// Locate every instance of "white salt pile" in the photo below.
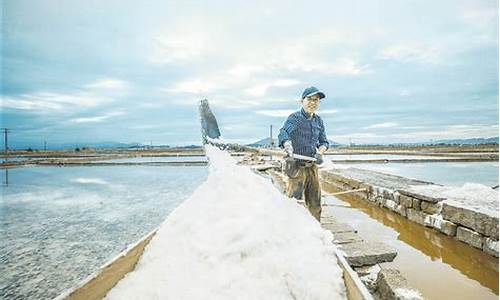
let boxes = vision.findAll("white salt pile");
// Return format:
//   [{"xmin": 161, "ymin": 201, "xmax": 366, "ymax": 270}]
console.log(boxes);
[
  {"xmin": 409, "ymin": 183, "xmax": 499, "ymax": 214},
  {"xmin": 106, "ymin": 146, "xmax": 346, "ymax": 299}
]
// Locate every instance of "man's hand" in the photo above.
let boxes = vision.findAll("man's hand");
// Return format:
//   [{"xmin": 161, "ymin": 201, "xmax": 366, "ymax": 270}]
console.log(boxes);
[
  {"xmin": 283, "ymin": 141, "xmax": 294, "ymax": 157},
  {"xmin": 314, "ymin": 153, "xmax": 324, "ymax": 165},
  {"xmin": 318, "ymin": 145, "xmax": 327, "ymax": 155},
  {"xmin": 315, "ymin": 146, "xmax": 327, "ymax": 164}
]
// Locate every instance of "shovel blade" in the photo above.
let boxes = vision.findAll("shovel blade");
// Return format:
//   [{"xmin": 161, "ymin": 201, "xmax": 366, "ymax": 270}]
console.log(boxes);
[{"xmin": 198, "ymin": 99, "xmax": 221, "ymax": 144}]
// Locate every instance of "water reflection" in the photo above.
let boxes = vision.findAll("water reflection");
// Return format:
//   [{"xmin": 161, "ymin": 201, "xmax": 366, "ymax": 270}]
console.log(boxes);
[{"xmin": 4, "ymin": 169, "xmax": 8, "ymax": 186}]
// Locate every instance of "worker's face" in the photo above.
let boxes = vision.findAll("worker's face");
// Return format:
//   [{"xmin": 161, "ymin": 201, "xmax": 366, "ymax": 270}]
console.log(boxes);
[{"xmin": 302, "ymin": 94, "xmax": 320, "ymax": 114}]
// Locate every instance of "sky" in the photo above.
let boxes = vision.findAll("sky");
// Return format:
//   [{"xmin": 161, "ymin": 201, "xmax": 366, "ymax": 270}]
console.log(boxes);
[{"xmin": 1, "ymin": 0, "xmax": 499, "ymax": 147}]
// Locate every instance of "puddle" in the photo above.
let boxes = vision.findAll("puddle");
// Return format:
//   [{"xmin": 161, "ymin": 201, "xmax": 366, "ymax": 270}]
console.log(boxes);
[{"xmin": 322, "ymin": 183, "xmax": 499, "ymax": 300}]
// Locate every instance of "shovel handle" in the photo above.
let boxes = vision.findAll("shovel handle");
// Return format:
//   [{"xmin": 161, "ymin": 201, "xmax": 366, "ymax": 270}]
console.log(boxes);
[{"xmin": 249, "ymin": 147, "xmax": 317, "ymax": 162}]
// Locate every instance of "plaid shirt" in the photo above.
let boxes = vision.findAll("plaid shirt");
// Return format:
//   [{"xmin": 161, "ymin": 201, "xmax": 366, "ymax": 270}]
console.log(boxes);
[{"xmin": 278, "ymin": 108, "xmax": 329, "ymax": 157}]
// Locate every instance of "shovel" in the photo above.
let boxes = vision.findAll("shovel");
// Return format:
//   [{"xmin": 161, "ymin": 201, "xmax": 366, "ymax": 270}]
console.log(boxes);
[{"xmin": 198, "ymin": 99, "xmax": 317, "ymax": 163}]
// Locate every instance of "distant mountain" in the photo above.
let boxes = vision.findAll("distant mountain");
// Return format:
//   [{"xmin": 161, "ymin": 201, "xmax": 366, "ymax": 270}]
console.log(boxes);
[
  {"xmin": 247, "ymin": 137, "xmax": 277, "ymax": 147},
  {"xmin": 431, "ymin": 137, "xmax": 498, "ymax": 145},
  {"xmin": 328, "ymin": 139, "xmax": 342, "ymax": 147},
  {"xmin": 248, "ymin": 137, "xmax": 342, "ymax": 147}
]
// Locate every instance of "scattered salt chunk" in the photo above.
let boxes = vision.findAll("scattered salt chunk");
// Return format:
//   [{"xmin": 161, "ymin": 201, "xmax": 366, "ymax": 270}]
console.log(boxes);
[{"xmin": 394, "ymin": 287, "xmax": 424, "ymax": 300}]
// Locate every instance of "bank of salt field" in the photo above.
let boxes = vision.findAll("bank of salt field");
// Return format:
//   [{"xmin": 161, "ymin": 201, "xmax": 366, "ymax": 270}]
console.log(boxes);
[{"xmin": 0, "ymin": 150, "xmax": 498, "ymax": 300}]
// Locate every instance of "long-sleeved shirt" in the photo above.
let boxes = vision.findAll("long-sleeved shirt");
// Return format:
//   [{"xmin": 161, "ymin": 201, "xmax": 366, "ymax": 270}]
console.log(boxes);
[{"xmin": 278, "ymin": 108, "xmax": 329, "ymax": 157}]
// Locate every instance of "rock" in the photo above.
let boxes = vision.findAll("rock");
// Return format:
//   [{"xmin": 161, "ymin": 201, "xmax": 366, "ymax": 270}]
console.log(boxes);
[
  {"xmin": 406, "ymin": 209, "xmax": 426, "ymax": 226},
  {"xmin": 320, "ymin": 215, "xmax": 336, "ymax": 223},
  {"xmin": 423, "ymin": 214, "xmax": 441, "ymax": 229},
  {"xmin": 394, "ymin": 205, "xmax": 407, "ymax": 217},
  {"xmin": 398, "ymin": 189, "xmax": 445, "ymax": 203},
  {"xmin": 420, "ymin": 202, "xmax": 442, "ymax": 215},
  {"xmin": 375, "ymin": 269, "xmax": 424, "ymax": 300},
  {"xmin": 393, "ymin": 192, "xmax": 401, "ymax": 204},
  {"xmin": 383, "ymin": 189, "xmax": 393, "ymax": 200},
  {"xmin": 347, "ymin": 178, "xmax": 362, "ymax": 189},
  {"xmin": 332, "ymin": 232, "xmax": 363, "ymax": 244},
  {"xmin": 412, "ymin": 198, "xmax": 421, "ymax": 210},
  {"xmin": 442, "ymin": 202, "xmax": 498, "ymax": 240},
  {"xmin": 321, "ymin": 221, "xmax": 357, "ymax": 234},
  {"xmin": 456, "ymin": 226, "xmax": 483, "ymax": 249},
  {"xmin": 359, "ymin": 183, "xmax": 373, "ymax": 194},
  {"xmin": 399, "ymin": 195, "xmax": 413, "ymax": 208},
  {"xmin": 384, "ymin": 199, "xmax": 397, "ymax": 211},
  {"xmin": 483, "ymin": 238, "xmax": 499, "ymax": 257},
  {"xmin": 357, "ymin": 264, "xmax": 381, "ymax": 292},
  {"xmin": 340, "ymin": 241, "xmax": 397, "ymax": 267},
  {"xmin": 439, "ymin": 220, "xmax": 458, "ymax": 236},
  {"xmin": 355, "ymin": 264, "xmax": 381, "ymax": 276}
]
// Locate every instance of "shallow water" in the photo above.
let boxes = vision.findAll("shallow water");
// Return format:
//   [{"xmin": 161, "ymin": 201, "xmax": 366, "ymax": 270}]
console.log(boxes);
[
  {"xmin": 325, "ymin": 154, "xmax": 455, "ymax": 161},
  {"xmin": 104, "ymin": 156, "xmax": 207, "ymax": 163},
  {"xmin": 322, "ymin": 184, "xmax": 499, "ymax": 300},
  {"xmin": 0, "ymin": 166, "xmax": 208, "ymax": 300},
  {"xmin": 342, "ymin": 162, "xmax": 499, "ymax": 187}
]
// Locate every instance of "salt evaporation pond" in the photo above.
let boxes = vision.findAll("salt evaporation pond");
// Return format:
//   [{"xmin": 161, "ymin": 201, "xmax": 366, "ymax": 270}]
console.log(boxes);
[
  {"xmin": 341, "ymin": 162, "xmax": 499, "ymax": 187},
  {"xmin": 325, "ymin": 154, "xmax": 454, "ymax": 161},
  {"xmin": 0, "ymin": 166, "xmax": 207, "ymax": 300},
  {"xmin": 103, "ymin": 155, "xmax": 207, "ymax": 163}
]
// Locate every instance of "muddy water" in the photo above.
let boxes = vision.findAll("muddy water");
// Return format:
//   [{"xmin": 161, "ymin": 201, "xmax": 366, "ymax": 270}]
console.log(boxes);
[{"xmin": 321, "ymin": 182, "xmax": 499, "ymax": 300}]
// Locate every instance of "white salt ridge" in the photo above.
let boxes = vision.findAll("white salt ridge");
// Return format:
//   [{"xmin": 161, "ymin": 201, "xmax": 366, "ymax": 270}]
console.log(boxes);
[
  {"xmin": 409, "ymin": 183, "xmax": 499, "ymax": 216},
  {"xmin": 106, "ymin": 145, "xmax": 346, "ymax": 300}
]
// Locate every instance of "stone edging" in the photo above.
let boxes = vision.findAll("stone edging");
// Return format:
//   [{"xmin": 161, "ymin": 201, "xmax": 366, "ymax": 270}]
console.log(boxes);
[{"xmin": 320, "ymin": 169, "xmax": 499, "ymax": 258}]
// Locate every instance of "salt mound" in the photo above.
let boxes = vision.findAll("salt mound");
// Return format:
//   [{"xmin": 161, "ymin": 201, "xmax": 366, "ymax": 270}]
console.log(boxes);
[
  {"xmin": 409, "ymin": 182, "xmax": 498, "ymax": 214},
  {"xmin": 106, "ymin": 146, "xmax": 346, "ymax": 299}
]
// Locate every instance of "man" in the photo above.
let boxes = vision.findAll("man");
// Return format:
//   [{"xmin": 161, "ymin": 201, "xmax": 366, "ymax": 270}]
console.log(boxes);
[{"xmin": 278, "ymin": 86, "xmax": 329, "ymax": 221}]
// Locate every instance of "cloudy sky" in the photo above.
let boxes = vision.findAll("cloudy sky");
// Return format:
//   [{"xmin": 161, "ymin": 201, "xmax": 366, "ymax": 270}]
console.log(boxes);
[{"xmin": 2, "ymin": 0, "xmax": 498, "ymax": 147}]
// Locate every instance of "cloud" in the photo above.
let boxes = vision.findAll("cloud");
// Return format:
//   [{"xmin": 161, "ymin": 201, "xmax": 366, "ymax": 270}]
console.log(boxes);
[
  {"xmin": 2, "ymin": 78, "xmax": 128, "ymax": 112},
  {"xmin": 331, "ymin": 132, "xmax": 381, "ymax": 143},
  {"xmin": 277, "ymin": 51, "xmax": 372, "ymax": 75},
  {"xmin": 255, "ymin": 109, "xmax": 296, "ymax": 117},
  {"xmin": 245, "ymin": 79, "xmax": 301, "ymax": 97},
  {"xmin": 378, "ymin": 44, "xmax": 440, "ymax": 64},
  {"xmin": 386, "ymin": 124, "xmax": 499, "ymax": 141},
  {"xmin": 68, "ymin": 111, "xmax": 125, "ymax": 124},
  {"xmin": 364, "ymin": 122, "xmax": 399, "ymax": 129},
  {"xmin": 164, "ymin": 79, "xmax": 218, "ymax": 94},
  {"xmin": 2, "ymin": 92, "xmax": 112, "ymax": 111},
  {"xmin": 227, "ymin": 64, "xmax": 267, "ymax": 77},
  {"xmin": 400, "ymin": 89, "xmax": 410, "ymax": 97},
  {"xmin": 461, "ymin": 6, "xmax": 498, "ymax": 31},
  {"xmin": 150, "ymin": 27, "xmax": 213, "ymax": 64},
  {"xmin": 320, "ymin": 109, "xmax": 338, "ymax": 114},
  {"xmin": 85, "ymin": 79, "xmax": 129, "ymax": 91},
  {"xmin": 332, "ymin": 124, "xmax": 498, "ymax": 144}
]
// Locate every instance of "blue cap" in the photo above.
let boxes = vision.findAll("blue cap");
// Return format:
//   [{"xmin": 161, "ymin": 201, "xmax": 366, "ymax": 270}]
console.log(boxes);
[{"xmin": 301, "ymin": 86, "xmax": 326, "ymax": 100}]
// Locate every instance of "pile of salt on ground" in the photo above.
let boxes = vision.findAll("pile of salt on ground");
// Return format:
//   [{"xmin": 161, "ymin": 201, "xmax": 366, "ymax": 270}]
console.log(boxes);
[
  {"xmin": 408, "ymin": 183, "xmax": 499, "ymax": 214},
  {"xmin": 106, "ymin": 146, "xmax": 346, "ymax": 299}
]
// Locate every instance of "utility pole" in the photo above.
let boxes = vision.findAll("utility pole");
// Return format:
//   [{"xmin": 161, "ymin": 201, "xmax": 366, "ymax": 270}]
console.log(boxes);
[
  {"xmin": 1, "ymin": 128, "xmax": 10, "ymax": 152},
  {"xmin": 44, "ymin": 140, "xmax": 47, "ymax": 151},
  {"xmin": 269, "ymin": 125, "xmax": 273, "ymax": 148},
  {"xmin": 269, "ymin": 125, "xmax": 273, "ymax": 161}
]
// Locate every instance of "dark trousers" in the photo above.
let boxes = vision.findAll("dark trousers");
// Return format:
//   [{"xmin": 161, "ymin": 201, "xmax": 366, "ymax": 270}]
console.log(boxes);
[{"xmin": 286, "ymin": 163, "xmax": 321, "ymax": 221}]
